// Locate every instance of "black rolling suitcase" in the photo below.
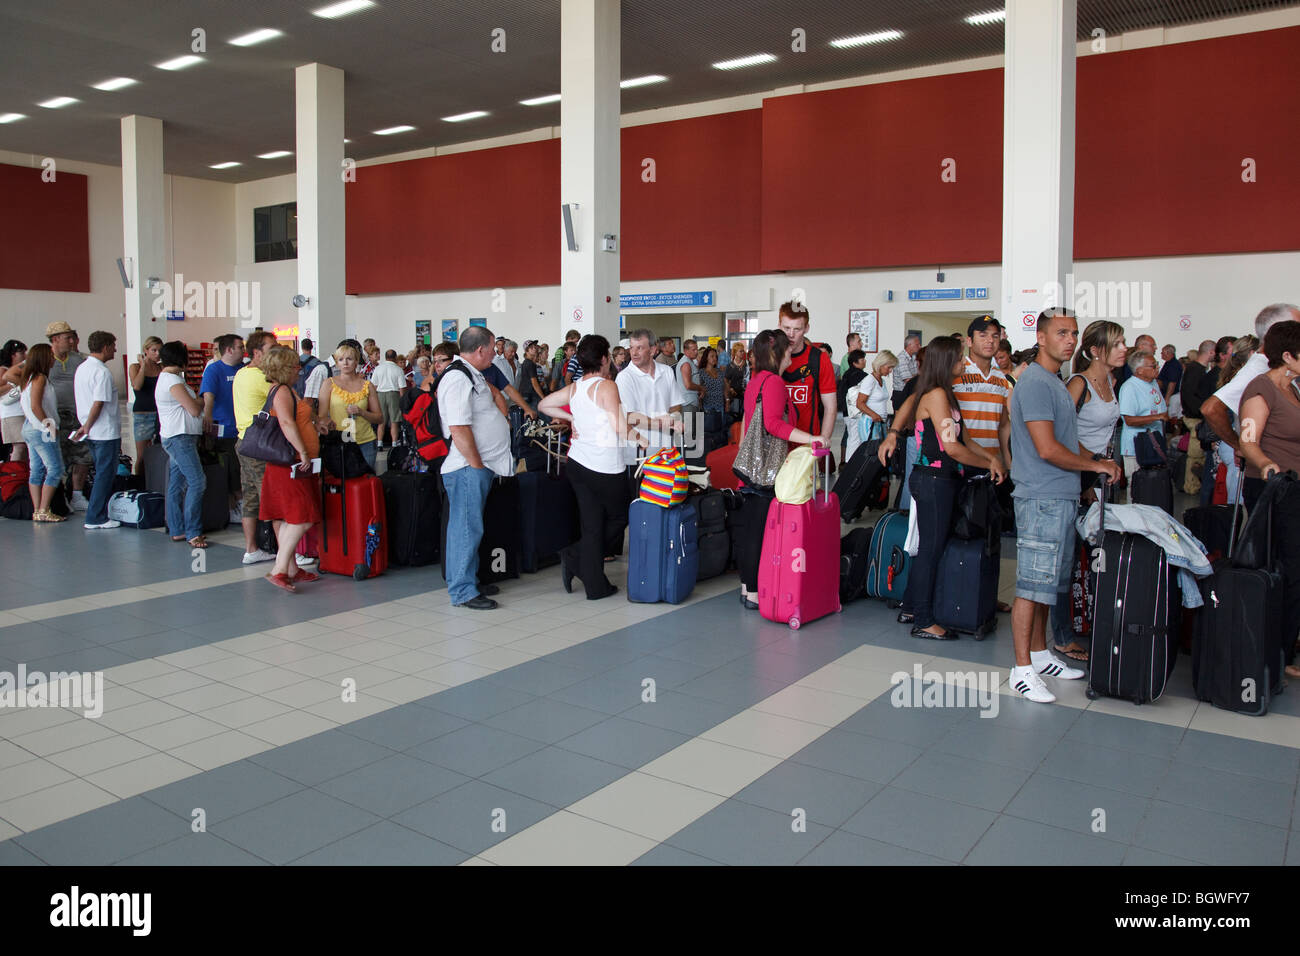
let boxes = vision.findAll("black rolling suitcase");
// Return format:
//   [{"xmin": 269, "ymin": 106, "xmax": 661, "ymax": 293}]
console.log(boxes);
[
  {"xmin": 1180, "ymin": 503, "xmax": 1242, "ymax": 562},
  {"xmin": 932, "ymin": 536, "xmax": 999, "ymax": 638},
  {"xmin": 1129, "ymin": 464, "xmax": 1173, "ymax": 514},
  {"xmin": 1085, "ymin": 480, "xmax": 1179, "ymax": 704},
  {"xmin": 517, "ymin": 433, "xmax": 580, "ymax": 573},
  {"xmin": 839, "ymin": 526, "xmax": 874, "ymax": 604},
  {"xmin": 440, "ymin": 473, "xmax": 520, "ymax": 585},
  {"xmin": 382, "ymin": 470, "xmax": 441, "ymax": 566},
  {"xmin": 199, "ymin": 460, "xmax": 229, "ymax": 532},
  {"xmin": 832, "ymin": 441, "xmax": 890, "ymax": 522},
  {"xmin": 693, "ymin": 489, "xmax": 730, "ymax": 581},
  {"xmin": 1192, "ymin": 471, "xmax": 1290, "ymax": 716},
  {"xmin": 142, "ymin": 444, "xmax": 169, "ymax": 495}
]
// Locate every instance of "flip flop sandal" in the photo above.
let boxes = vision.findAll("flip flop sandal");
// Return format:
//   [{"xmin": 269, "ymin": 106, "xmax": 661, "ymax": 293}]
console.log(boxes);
[
  {"xmin": 997, "ymin": 601, "xmax": 1012, "ymax": 613},
  {"xmin": 289, "ymin": 570, "xmax": 320, "ymax": 583},
  {"xmin": 265, "ymin": 572, "xmax": 297, "ymax": 593},
  {"xmin": 1053, "ymin": 643, "xmax": 1089, "ymax": 662},
  {"xmin": 171, "ymin": 535, "xmax": 187, "ymax": 542},
  {"xmin": 188, "ymin": 537, "xmax": 208, "ymax": 549}
]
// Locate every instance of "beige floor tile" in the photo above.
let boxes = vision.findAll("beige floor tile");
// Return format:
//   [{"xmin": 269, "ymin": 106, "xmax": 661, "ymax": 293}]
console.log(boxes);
[
  {"xmin": 201, "ymin": 695, "xmax": 294, "ymax": 730},
  {"xmin": 540, "ymin": 623, "xmax": 611, "ymax": 644},
  {"xmin": 419, "ymin": 660, "xmax": 497, "ymax": 688},
  {"xmin": 0, "ymin": 705, "xmax": 80, "ymax": 736},
  {"xmin": 95, "ymin": 699, "xmax": 191, "ymax": 734},
  {"xmin": 337, "ymin": 618, "xmax": 410, "ymax": 639},
  {"xmin": 187, "ymin": 655, "xmax": 268, "ymax": 682},
  {"xmin": 506, "ymin": 633, "xmax": 582, "ymax": 656},
  {"xmin": 329, "ymin": 639, "xmax": 411, "ymax": 663},
  {"xmin": 216, "ymin": 631, "xmax": 284, "ymax": 655},
  {"xmin": 422, "ymin": 637, "xmax": 497, "ymax": 660},
  {"xmin": 167, "ymin": 730, "xmax": 273, "ymax": 771},
  {"xmin": 701, "ymin": 709, "xmax": 829, "ymax": 759},
  {"xmin": 104, "ymin": 657, "xmax": 183, "ymax": 687},
  {"xmin": 796, "ymin": 662, "xmax": 898, "ymax": 701},
  {"xmin": 162, "ymin": 682, "xmax": 252, "ymax": 714},
  {"xmin": 156, "ymin": 644, "xmax": 236, "ymax": 670},
  {"xmin": 752, "ymin": 684, "xmax": 872, "ymax": 728},
  {"xmin": 0, "ymin": 739, "xmax": 37, "ymax": 771},
  {"xmin": 462, "ymin": 646, "xmax": 536, "ymax": 670},
  {"xmin": 12, "ymin": 717, "xmax": 117, "ymax": 757},
  {"xmin": 282, "ymin": 652, "xmax": 369, "ymax": 679},
  {"xmin": 0, "ymin": 778, "xmax": 117, "ymax": 832},
  {"xmin": 1188, "ymin": 704, "xmax": 1300, "ymax": 749},
  {"xmin": 246, "ymin": 642, "xmax": 321, "ymax": 665},
  {"xmin": 301, "ymin": 694, "xmax": 396, "ymax": 724},
  {"xmin": 313, "ymin": 611, "xmax": 373, "ymax": 630},
  {"xmin": 365, "ymin": 676, "xmax": 448, "ymax": 705},
  {"xmin": 458, "ymin": 856, "xmax": 497, "ymax": 866},
  {"xmin": 462, "ymin": 625, "xmax": 541, "ymax": 647},
  {"xmin": 87, "ymin": 752, "xmax": 202, "ymax": 799},
  {"xmin": 223, "ymin": 667, "xmax": 310, "ymax": 695},
  {"xmin": 568, "ymin": 772, "xmax": 726, "ymax": 843},
  {"xmin": 480, "ymin": 810, "xmax": 657, "ymax": 866},
  {"xmin": 97, "ymin": 683, "xmax": 151, "ymax": 712},
  {"xmin": 0, "ymin": 816, "xmax": 19, "ymax": 840},
  {"xmin": 420, "ymin": 616, "xmax": 490, "ymax": 638},
  {"xmin": 317, "ymin": 661, "xmax": 405, "ymax": 688},
  {"xmin": 264, "ymin": 621, "xmax": 329, "ymax": 642},
  {"xmin": 640, "ymin": 738, "xmax": 783, "ymax": 797},
  {"xmin": 0, "ymin": 757, "xmax": 75, "ymax": 801},
  {"xmin": 265, "ymin": 679, "xmax": 341, "ymax": 709},
  {"xmin": 1087, "ymin": 691, "xmax": 1197, "ymax": 728},
  {"xmin": 126, "ymin": 714, "xmax": 229, "ymax": 750},
  {"xmin": 368, "ymin": 648, "xmax": 452, "ymax": 674},
  {"xmin": 46, "ymin": 734, "xmax": 157, "ymax": 776},
  {"xmin": 240, "ymin": 710, "xmax": 338, "ymax": 747},
  {"xmin": 129, "ymin": 670, "xmax": 212, "ymax": 699},
  {"xmin": 294, "ymin": 630, "xmax": 368, "ymax": 653}
]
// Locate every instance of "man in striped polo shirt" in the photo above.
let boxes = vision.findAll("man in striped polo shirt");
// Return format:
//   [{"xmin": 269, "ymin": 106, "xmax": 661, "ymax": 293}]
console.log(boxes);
[{"xmin": 953, "ymin": 315, "xmax": 1012, "ymax": 469}]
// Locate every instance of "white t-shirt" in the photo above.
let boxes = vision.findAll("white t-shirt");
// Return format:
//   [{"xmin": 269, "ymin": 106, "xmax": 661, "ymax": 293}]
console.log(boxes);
[
  {"xmin": 437, "ymin": 359, "xmax": 512, "ymax": 477},
  {"xmin": 21, "ymin": 377, "xmax": 59, "ymax": 430},
  {"xmin": 1212, "ymin": 351, "xmax": 1269, "ymax": 416},
  {"xmin": 370, "ymin": 360, "xmax": 406, "ymax": 393},
  {"xmin": 677, "ymin": 356, "xmax": 700, "ymax": 407},
  {"xmin": 156, "ymin": 371, "xmax": 202, "ymax": 439},
  {"xmin": 73, "ymin": 355, "xmax": 120, "ymax": 440},
  {"xmin": 304, "ymin": 362, "xmax": 329, "ymax": 402},
  {"xmin": 616, "ymin": 361, "xmax": 683, "ymax": 465}
]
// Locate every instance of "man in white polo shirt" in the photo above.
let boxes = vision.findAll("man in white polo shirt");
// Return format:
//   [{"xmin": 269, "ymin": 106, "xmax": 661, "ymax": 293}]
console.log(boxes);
[
  {"xmin": 439, "ymin": 325, "xmax": 513, "ymax": 611},
  {"xmin": 1201, "ymin": 302, "xmax": 1300, "ymax": 510},
  {"xmin": 616, "ymin": 327, "xmax": 684, "ymax": 498},
  {"xmin": 370, "ymin": 349, "xmax": 407, "ymax": 451},
  {"xmin": 71, "ymin": 330, "xmax": 122, "ymax": 529}
]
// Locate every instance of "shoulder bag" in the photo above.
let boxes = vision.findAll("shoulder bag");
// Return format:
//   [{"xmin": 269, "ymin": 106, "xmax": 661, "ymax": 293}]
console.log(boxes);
[{"xmin": 238, "ymin": 385, "xmax": 299, "ymax": 466}]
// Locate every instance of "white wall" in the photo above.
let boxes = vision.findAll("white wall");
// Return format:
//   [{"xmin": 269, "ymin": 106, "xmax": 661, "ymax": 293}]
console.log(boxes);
[{"xmin": 234, "ymin": 173, "xmax": 298, "ymax": 339}]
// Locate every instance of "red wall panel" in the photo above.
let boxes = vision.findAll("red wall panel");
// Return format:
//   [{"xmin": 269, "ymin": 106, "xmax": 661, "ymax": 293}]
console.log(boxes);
[
  {"xmin": 0, "ymin": 162, "xmax": 90, "ymax": 293},
  {"xmin": 760, "ymin": 71, "xmax": 1004, "ymax": 272},
  {"xmin": 1074, "ymin": 25, "xmax": 1300, "ymax": 259},
  {"xmin": 345, "ymin": 138, "xmax": 560, "ymax": 294},
  {"xmin": 620, "ymin": 110, "xmax": 762, "ymax": 280}
]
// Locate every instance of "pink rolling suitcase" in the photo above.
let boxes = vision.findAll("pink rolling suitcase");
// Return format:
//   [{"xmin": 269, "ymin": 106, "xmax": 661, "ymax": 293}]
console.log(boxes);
[{"xmin": 757, "ymin": 446, "xmax": 842, "ymax": 629}]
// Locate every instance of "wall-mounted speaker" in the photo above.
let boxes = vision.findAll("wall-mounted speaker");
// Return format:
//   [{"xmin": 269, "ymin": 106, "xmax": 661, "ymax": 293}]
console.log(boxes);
[{"xmin": 561, "ymin": 203, "xmax": 578, "ymax": 252}]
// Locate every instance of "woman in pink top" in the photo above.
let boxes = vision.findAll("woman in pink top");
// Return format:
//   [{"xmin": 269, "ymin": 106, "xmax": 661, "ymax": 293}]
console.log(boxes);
[{"xmin": 735, "ymin": 329, "xmax": 818, "ymax": 609}]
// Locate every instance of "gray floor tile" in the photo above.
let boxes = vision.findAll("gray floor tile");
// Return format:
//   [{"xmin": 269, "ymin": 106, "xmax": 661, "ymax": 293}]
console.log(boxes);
[
  {"xmin": 392, "ymin": 780, "xmax": 556, "ymax": 854},
  {"xmin": 797, "ymin": 830, "xmax": 954, "ymax": 866},
  {"xmin": 482, "ymin": 697, "xmax": 608, "ymax": 744},
  {"xmin": 542, "ymin": 641, "xmax": 643, "ymax": 674},
  {"xmin": 1122, "ymin": 846, "xmax": 1204, "ymax": 866},
  {"xmin": 1157, "ymin": 761, "xmax": 1295, "ymax": 828},
  {"xmin": 1134, "ymin": 800, "xmax": 1286, "ymax": 866},
  {"xmin": 655, "ymin": 635, "xmax": 762, "ymax": 669},
  {"xmin": 1065, "ymin": 710, "xmax": 1186, "ymax": 758},
  {"xmin": 548, "ymin": 673, "xmax": 645, "ymax": 716},
  {"xmin": 1037, "ymin": 738, "xmax": 1171, "ymax": 797},
  {"xmin": 555, "ymin": 717, "xmax": 690, "ymax": 770},
  {"xmin": 247, "ymin": 731, "xmax": 394, "ymax": 787},
  {"xmin": 790, "ymin": 729, "xmax": 922, "ymax": 785},
  {"xmin": 337, "ymin": 704, "xmax": 470, "ymax": 751},
  {"xmin": 1004, "ymin": 772, "xmax": 1151, "ymax": 844},
  {"xmin": 666, "ymin": 799, "xmax": 833, "ymax": 866},
  {"xmin": 1287, "ymin": 838, "xmax": 1300, "ymax": 866},
  {"xmin": 964, "ymin": 815, "xmax": 1128, "ymax": 865},
  {"xmin": 837, "ymin": 702, "xmax": 962, "ymax": 749},
  {"xmin": 14, "ymin": 797, "xmax": 188, "ymax": 865},
  {"xmin": 26, "ymin": 646, "xmax": 140, "ymax": 672},
  {"xmin": 1172, "ymin": 730, "xmax": 1300, "ymax": 786},
  {"xmin": 110, "ymin": 631, "xmax": 210, "ymax": 661},
  {"xmin": 0, "ymin": 840, "xmax": 48, "ymax": 865},
  {"xmin": 931, "ymin": 720, "xmax": 1066, "ymax": 771},
  {"xmin": 597, "ymin": 655, "xmax": 717, "ymax": 692},
  {"xmin": 143, "ymin": 759, "xmax": 305, "ymax": 825},
  {"xmin": 483, "ymin": 658, "xmax": 591, "ymax": 696},
  {"xmin": 418, "ymin": 682, "xmax": 539, "ymax": 722},
  {"xmin": 720, "ymin": 649, "xmax": 838, "ymax": 685},
  {"xmin": 407, "ymin": 723, "xmax": 546, "ymax": 778},
  {"xmin": 674, "ymin": 670, "xmax": 789, "ymax": 709},
  {"xmin": 841, "ymin": 786, "xmax": 997, "ymax": 862},
  {"xmin": 211, "ymin": 789, "xmax": 382, "ymax": 865},
  {"xmin": 620, "ymin": 692, "xmax": 739, "ymax": 736},
  {"xmin": 631, "ymin": 844, "xmax": 723, "ymax": 866},
  {"xmin": 289, "ymin": 821, "xmax": 469, "ymax": 865},
  {"xmin": 734, "ymin": 761, "xmax": 882, "ymax": 828},
  {"xmin": 316, "ymin": 753, "xmax": 470, "ymax": 817},
  {"xmin": 116, "ymin": 832, "xmax": 269, "ymax": 865},
  {"xmin": 949, "ymin": 692, "xmax": 1085, "ymax": 736},
  {"xmin": 484, "ymin": 747, "xmax": 626, "ymax": 807},
  {"xmin": 49, "ymin": 609, "xmax": 173, "ymax": 642},
  {"xmin": 891, "ymin": 750, "xmax": 1030, "ymax": 812}
]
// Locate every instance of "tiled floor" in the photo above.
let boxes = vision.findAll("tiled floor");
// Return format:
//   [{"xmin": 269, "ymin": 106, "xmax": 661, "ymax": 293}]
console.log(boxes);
[{"xmin": 0, "ymin": 459, "xmax": 1297, "ymax": 866}]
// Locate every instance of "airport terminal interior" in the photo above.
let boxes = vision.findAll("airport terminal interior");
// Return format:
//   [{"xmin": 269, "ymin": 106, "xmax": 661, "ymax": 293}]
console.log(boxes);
[{"xmin": 0, "ymin": 0, "xmax": 1299, "ymax": 868}]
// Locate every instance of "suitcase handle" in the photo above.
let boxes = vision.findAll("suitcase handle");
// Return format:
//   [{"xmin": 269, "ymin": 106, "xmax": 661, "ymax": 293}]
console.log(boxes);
[
  {"xmin": 1226, "ymin": 458, "xmax": 1248, "ymax": 561},
  {"xmin": 811, "ymin": 440, "xmax": 830, "ymax": 505}
]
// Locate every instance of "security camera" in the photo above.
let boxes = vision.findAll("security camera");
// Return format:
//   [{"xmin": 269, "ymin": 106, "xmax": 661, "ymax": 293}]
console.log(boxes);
[{"xmin": 291, "ymin": 294, "xmax": 310, "ymax": 308}]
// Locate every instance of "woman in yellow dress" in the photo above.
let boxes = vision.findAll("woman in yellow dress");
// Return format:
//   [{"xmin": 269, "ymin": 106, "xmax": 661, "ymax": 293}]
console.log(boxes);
[{"xmin": 317, "ymin": 342, "xmax": 383, "ymax": 468}]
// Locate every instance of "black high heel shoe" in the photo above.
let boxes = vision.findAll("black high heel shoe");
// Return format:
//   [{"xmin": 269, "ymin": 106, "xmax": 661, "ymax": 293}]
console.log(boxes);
[{"xmin": 562, "ymin": 563, "xmax": 575, "ymax": 594}]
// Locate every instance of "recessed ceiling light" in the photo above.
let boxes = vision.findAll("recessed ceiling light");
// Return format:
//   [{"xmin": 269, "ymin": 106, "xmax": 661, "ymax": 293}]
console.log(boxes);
[
  {"xmin": 442, "ymin": 111, "xmax": 488, "ymax": 122},
  {"xmin": 229, "ymin": 28, "xmax": 283, "ymax": 46},
  {"xmin": 712, "ymin": 53, "xmax": 777, "ymax": 70},
  {"xmin": 830, "ymin": 30, "xmax": 904, "ymax": 48},
  {"xmin": 520, "ymin": 93, "xmax": 561, "ymax": 106},
  {"xmin": 0, "ymin": 113, "xmax": 26, "ymax": 124},
  {"xmin": 209, "ymin": 162, "xmax": 241, "ymax": 169},
  {"xmin": 312, "ymin": 0, "xmax": 375, "ymax": 18},
  {"xmin": 372, "ymin": 125, "xmax": 415, "ymax": 135},
  {"xmin": 965, "ymin": 10, "xmax": 1006, "ymax": 25},
  {"xmin": 156, "ymin": 55, "xmax": 204, "ymax": 70},
  {"xmin": 257, "ymin": 150, "xmax": 292, "ymax": 159},
  {"xmin": 92, "ymin": 77, "xmax": 137, "ymax": 91},
  {"xmin": 38, "ymin": 96, "xmax": 79, "ymax": 109},
  {"xmin": 620, "ymin": 75, "xmax": 667, "ymax": 88}
]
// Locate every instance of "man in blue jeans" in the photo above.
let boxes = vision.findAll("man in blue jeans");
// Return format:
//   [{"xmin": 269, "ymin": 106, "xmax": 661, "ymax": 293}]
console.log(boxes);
[
  {"xmin": 71, "ymin": 330, "xmax": 123, "ymax": 530},
  {"xmin": 438, "ymin": 325, "xmax": 513, "ymax": 610},
  {"xmin": 1008, "ymin": 310, "xmax": 1121, "ymax": 704}
]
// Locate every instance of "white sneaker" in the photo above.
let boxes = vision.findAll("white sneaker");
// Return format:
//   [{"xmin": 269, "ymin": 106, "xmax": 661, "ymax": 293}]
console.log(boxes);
[
  {"xmin": 1035, "ymin": 655, "xmax": 1086, "ymax": 680},
  {"xmin": 1010, "ymin": 666, "xmax": 1056, "ymax": 703},
  {"xmin": 69, "ymin": 493, "xmax": 89, "ymax": 512},
  {"xmin": 242, "ymin": 549, "xmax": 275, "ymax": 565},
  {"xmin": 295, "ymin": 553, "xmax": 316, "ymax": 568},
  {"xmin": 84, "ymin": 520, "xmax": 121, "ymax": 530}
]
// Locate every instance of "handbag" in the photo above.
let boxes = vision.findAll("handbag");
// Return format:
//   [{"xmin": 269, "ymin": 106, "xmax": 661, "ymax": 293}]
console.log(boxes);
[
  {"xmin": 1134, "ymin": 429, "xmax": 1168, "ymax": 468},
  {"xmin": 321, "ymin": 430, "xmax": 374, "ymax": 478},
  {"xmin": 1231, "ymin": 470, "xmax": 1296, "ymax": 570},
  {"xmin": 238, "ymin": 386, "xmax": 299, "ymax": 466},
  {"xmin": 639, "ymin": 446, "xmax": 689, "ymax": 507},
  {"xmin": 732, "ymin": 380, "xmax": 787, "ymax": 492},
  {"xmin": 951, "ymin": 473, "xmax": 1001, "ymax": 548}
]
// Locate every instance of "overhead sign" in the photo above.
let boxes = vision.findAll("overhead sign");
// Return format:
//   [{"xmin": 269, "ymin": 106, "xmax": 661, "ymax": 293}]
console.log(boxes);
[
  {"xmin": 965, "ymin": 287, "xmax": 989, "ymax": 300},
  {"xmin": 908, "ymin": 289, "xmax": 963, "ymax": 301},
  {"xmin": 166, "ymin": 310, "xmax": 185, "ymax": 321},
  {"xmin": 620, "ymin": 291, "xmax": 714, "ymax": 309}
]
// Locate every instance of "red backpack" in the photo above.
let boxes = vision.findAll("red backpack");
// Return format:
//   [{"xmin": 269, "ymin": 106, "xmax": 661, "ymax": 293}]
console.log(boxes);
[{"xmin": 0, "ymin": 461, "xmax": 29, "ymax": 502}]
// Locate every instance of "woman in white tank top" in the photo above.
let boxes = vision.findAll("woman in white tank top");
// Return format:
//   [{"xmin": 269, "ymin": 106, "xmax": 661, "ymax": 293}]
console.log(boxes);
[{"xmin": 540, "ymin": 334, "xmax": 648, "ymax": 600}]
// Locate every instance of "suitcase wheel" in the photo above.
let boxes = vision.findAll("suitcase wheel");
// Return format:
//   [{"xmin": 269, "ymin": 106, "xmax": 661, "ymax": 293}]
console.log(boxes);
[
  {"xmin": 1085, "ymin": 686, "xmax": 1098, "ymax": 700},
  {"xmin": 788, "ymin": 616, "xmax": 800, "ymax": 630},
  {"xmin": 353, "ymin": 564, "xmax": 369, "ymax": 581}
]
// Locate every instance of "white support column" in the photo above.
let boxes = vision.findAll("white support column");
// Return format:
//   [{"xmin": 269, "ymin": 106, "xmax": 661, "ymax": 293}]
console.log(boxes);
[
  {"xmin": 121, "ymin": 115, "xmax": 165, "ymax": 359},
  {"xmin": 1001, "ymin": 0, "xmax": 1076, "ymax": 348},
  {"xmin": 560, "ymin": 0, "xmax": 620, "ymax": 345},
  {"xmin": 296, "ymin": 63, "xmax": 346, "ymax": 350}
]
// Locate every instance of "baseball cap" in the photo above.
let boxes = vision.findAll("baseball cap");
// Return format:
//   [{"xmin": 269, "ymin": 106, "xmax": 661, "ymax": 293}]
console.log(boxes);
[{"xmin": 967, "ymin": 315, "xmax": 1001, "ymax": 337}]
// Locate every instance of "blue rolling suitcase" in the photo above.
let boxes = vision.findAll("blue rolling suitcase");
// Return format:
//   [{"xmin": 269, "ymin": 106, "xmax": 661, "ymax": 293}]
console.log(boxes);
[
  {"xmin": 932, "ymin": 537, "xmax": 999, "ymax": 638},
  {"xmin": 865, "ymin": 510, "xmax": 911, "ymax": 607},
  {"xmin": 628, "ymin": 499, "xmax": 699, "ymax": 604}
]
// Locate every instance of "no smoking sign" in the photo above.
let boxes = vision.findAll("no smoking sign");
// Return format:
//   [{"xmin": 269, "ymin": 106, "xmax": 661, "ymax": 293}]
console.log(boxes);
[
  {"xmin": 1179, "ymin": 316, "xmax": 1191, "ymax": 330},
  {"xmin": 1022, "ymin": 313, "xmax": 1036, "ymax": 329}
]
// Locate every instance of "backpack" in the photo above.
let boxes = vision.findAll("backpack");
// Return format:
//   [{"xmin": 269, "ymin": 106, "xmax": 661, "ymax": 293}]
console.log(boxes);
[
  {"xmin": 295, "ymin": 355, "xmax": 329, "ymax": 397},
  {"xmin": 781, "ymin": 345, "xmax": 829, "ymax": 435},
  {"xmin": 406, "ymin": 362, "xmax": 474, "ymax": 463}
]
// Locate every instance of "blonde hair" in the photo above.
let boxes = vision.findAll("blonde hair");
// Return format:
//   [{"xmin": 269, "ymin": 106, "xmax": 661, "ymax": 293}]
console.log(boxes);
[
  {"xmin": 872, "ymin": 350, "xmax": 898, "ymax": 375},
  {"xmin": 333, "ymin": 343, "xmax": 361, "ymax": 364},
  {"xmin": 260, "ymin": 345, "xmax": 300, "ymax": 386},
  {"xmin": 142, "ymin": 336, "xmax": 163, "ymax": 352}
]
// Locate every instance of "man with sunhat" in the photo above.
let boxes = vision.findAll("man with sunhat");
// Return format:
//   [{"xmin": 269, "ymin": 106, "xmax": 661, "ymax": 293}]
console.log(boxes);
[{"xmin": 44, "ymin": 321, "xmax": 91, "ymax": 511}]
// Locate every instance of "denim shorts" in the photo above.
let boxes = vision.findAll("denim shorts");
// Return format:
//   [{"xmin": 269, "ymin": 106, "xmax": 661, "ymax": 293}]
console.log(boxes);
[{"xmin": 1013, "ymin": 497, "xmax": 1078, "ymax": 605}]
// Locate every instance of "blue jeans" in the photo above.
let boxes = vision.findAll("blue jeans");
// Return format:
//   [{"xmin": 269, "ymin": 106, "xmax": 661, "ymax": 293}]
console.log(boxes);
[
  {"xmin": 1198, "ymin": 447, "xmax": 1218, "ymax": 506},
  {"xmin": 359, "ymin": 440, "xmax": 377, "ymax": 470},
  {"xmin": 21, "ymin": 421, "xmax": 64, "ymax": 486},
  {"xmin": 1217, "ymin": 441, "xmax": 1241, "ymax": 503},
  {"xmin": 162, "ymin": 434, "xmax": 207, "ymax": 540},
  {"xmin": 1013, "ymin": 497, "xmax": 1077, "ymax": 605},
  {"xmin": 903, "ymin": 469, "xmax": 958, "ymax": 629},
  {"xmin": 442, "ymin": 465, "xmax": 495, "ymax": 604},
  {"xmin": 87, "ymin": 438, "xmax": 121, "ymax": 524}
]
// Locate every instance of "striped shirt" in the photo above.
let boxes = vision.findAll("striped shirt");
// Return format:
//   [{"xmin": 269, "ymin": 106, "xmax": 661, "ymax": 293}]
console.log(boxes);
[
  {"xmin": 892, "ymin": 349, "xmax": 918, "ymax": 392},
  {"xmin": 952, "ymin": 356, "xmax": 1010, "ymax": 450}
]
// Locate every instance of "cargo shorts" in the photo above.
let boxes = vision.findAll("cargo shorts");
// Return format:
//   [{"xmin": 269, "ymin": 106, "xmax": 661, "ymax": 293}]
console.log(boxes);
[
  {"xmin": 234, "ymin": 440, "xmax": 267, "ymax": 514},
  {"xmin": 57, "ymin": 407, "xmax": 92, "ymax": 468},
  {"xmin": 1013, "ymin": 496, "xmax": 1077, "ymax": 606}
]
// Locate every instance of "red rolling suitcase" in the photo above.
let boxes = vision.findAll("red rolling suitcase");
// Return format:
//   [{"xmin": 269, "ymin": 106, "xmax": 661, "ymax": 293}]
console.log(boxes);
[
  {"xmin": 757, "ymin": 447, "xmax": 842, "ymax": 629},
  {"xmin": 319, "ymin": 472, "xmax": 387, "ymax": 580}
]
